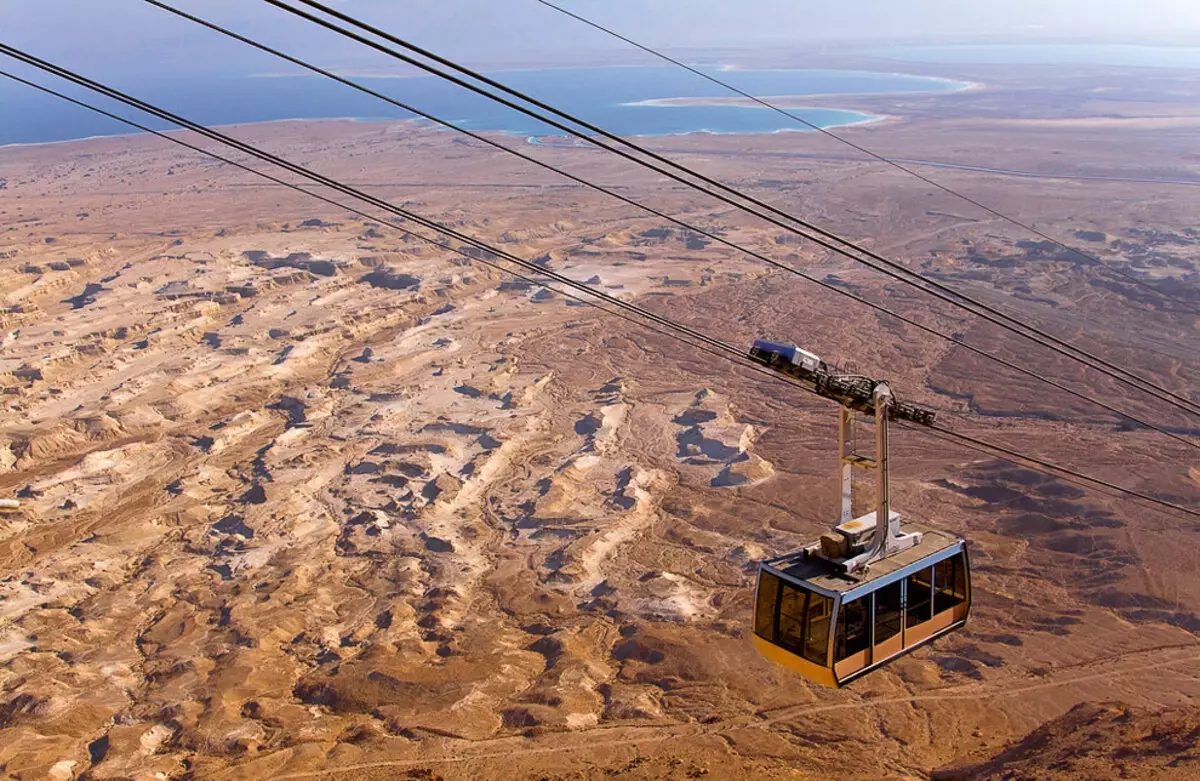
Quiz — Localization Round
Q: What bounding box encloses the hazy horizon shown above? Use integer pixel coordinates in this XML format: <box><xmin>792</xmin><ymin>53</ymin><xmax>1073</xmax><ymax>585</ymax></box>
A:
<box><xmin>3</xmin><ymin>0</ymin><xmax>1200</xmax><ymax>84</ymax></box>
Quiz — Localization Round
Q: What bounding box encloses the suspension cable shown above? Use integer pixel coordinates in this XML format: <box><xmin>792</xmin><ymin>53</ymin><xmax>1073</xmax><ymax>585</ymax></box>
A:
<box><xmin>531</xmin><ymin>0</ymin><xmax>1200</xmax><ymax>316</ymax></box>
<box><xmin>135</xmin><ymin>0</ymin><xmax>1198</xmax><ymax>452</ymax></box>
<box><xmin>3</xmin><ymin>50</ymin><xmax>1194</xmax><ymax>522</ymax></box>
<box><xmin>0</xmin><ymin>55</ymin><xmax>818</xmax><ymax>398</ymax></box>
<box><xmin>262</xmin><ymin>0</ymin><xmax>1200</xmax><ymax>417</ymax></box>
<box><xmin>913</xmin><ymin>423</ymin><xmax>1200</xmax><ymax>523</ymax></box>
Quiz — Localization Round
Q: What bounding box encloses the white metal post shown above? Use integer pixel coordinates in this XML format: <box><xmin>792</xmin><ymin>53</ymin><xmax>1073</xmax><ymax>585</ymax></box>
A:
<box><xmin>838</xmin><ymin>404</ymin><xmax>854</xmax><ymax>525</ymax></box>
<box><xmin>873</xmin><ymin>382</ymin><xmax>892</xmax><ymax>556</ymax></box>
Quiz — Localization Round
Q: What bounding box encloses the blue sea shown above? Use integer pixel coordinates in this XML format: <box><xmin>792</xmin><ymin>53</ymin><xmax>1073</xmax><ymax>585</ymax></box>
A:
<box><xmin>877</xmin><ymin>44</ymin><xmax>1200</xmax><ymax>70</ymax></box>
<box><xmin>0</xmin><ymin>65</ymin><xmax>969</xmax><ymax>146</ymax></box>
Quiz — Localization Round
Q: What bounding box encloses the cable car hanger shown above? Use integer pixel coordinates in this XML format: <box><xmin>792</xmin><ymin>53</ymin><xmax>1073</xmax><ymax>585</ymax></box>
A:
<box><xmin>749</xmin><ymin>339</ymin><xmax>971</xmax><ymax>686</ymax></box>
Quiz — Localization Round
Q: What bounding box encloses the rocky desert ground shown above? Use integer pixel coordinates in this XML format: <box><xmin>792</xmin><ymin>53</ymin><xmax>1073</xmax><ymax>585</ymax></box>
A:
<box><xmin>1</xmin><ymin>62</ymin><xmax>1199</xmax><ymax>780</ymax></box>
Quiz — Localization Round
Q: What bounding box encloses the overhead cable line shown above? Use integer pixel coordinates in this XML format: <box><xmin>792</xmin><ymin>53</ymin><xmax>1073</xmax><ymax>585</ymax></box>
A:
<box><xmin>0</xmin><ymin>74</ymin><xmax>617</xmax><ymax>322</ymax></box>
<box><xmin>260</xmin><ymin>0</ymin><xmax>1200</xmax><ymax>419</ymax></box>
<box><xmin>258</xmin><ymin>0</ymin><xmax>1200</xmax><ymax>422</ymax></box>
<box><xmin>3</xmin><ymin>48</ymin><xmax>1195</xmax><ymax>523</ymax></box>
<box><xmin>532</xmin><ymin>0</ymin><xmax>1200</xmax><ymax>316</ymax></box>
<box><xmin>912</xmin><ymin>423</ymin><xmax>1200</xmax><ymax>525</ymax></box>
<box><xmin>0</xmin><ymin>49</ymin><xmax>751</xmax><ymax>374</ymax></box>
<box><xmin>138</xmin><ymin>0</ymin><xmax>1199</xmax><ymax>453</ymax></box>
<box><xmin>0</xmin><ymin>52</ymin><xmax>844</xmax><ymax>410</ymax></box>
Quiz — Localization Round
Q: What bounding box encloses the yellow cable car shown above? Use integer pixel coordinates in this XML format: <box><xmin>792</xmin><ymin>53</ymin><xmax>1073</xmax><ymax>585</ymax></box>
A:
<box><xmin>753</xmin><ymin>521</ymin><xmax>971</xmax><ymax>687</ymax></box>
<box><xmin>748</xmin><ymin>339</ymin><xmax>972</xmax><ymax>687</ymax></box>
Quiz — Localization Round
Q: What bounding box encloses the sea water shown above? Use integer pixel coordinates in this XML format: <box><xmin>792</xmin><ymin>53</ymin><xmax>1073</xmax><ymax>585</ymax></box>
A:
<box><xmin>0</xmin><ymin>65</ymin><xmax>969</xmax><ymax>146</ymax></box>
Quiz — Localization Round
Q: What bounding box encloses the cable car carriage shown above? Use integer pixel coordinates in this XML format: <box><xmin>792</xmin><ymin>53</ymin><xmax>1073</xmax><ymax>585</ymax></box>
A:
<box><xmin>748</xmin><ymin>340</ymin><xmax>972</xmax><ymax>687</ymax></box>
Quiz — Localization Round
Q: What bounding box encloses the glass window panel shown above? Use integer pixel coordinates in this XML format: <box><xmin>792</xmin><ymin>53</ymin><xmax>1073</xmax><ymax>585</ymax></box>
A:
<box><xmin>754</xmin><ymin>572</ymin><xmax>781</xmax><ymax>639</ymax></box>
<box><xmin>836</xmin><ymin>596</ymin><xmax>871</xmax><ymax>661</ymax></box>
<box><xmin>874</xmin><ymin>579</ymin><xmax>903</xmax><ymax>644</ymax></box>
<box><xmin>767</xmin><ymin>581</ymin><xmax>835</xmax><ymax>666</ymax></box>
<box><xmin>803</xmin><ymin>591</ymin><xmax>832</xmax><ymax>665</ymax></box>
<box><xmin>934</xmin><ymin>555</ymin><xmax>967</xmax><ymax>614</ymax></box>
<box><xmin>778</xmin><ymin>583</ymin><xmax>807</xmax><ymax>653</ymax></box>
<box><xmin>906</xmin><ymin>567</ymin><xmax>934</xmax><ymax>628</ymax></box>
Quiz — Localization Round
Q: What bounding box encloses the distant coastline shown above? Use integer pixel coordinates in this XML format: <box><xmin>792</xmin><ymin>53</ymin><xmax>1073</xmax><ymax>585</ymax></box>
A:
<box><xmin>522</xmin><ymin>110</ymin><xmax>893</xmax><ymax>145</ymax></box>
<box><xmin>0</xmin><ymin>117</ymin><xmax>399</xmax><ymax>151</ymax></box>
<box><xmin>0</xmin><ymin>65</ymin><xmax>973</xmax><ymax>146</ymax></box>
<box><xmin>623</xmin><ymin>79</ymin><xmax>979</xmax><ymax>110</ymax></box>
<box><xmin>874</xmin><ymin>43</ymin><xmax>1200</xmax><ymax>70</ymax></box>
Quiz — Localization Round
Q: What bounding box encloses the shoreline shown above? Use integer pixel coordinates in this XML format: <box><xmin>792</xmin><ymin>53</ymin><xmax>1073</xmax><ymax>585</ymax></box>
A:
<box><xmin>713</xmin><ymin>63</ymin><xmax>977</xmax><ymax>88</ymax></box>
<box><xmin>872</xmin><ymin>43</ymin><xmax>1200</xmax><ymax>70</ymax></box>
<box><xmin>523</xmin><ymin>112</ymin><xmax>894</xmax><ymax>146</ymax></box>
<box><xmin>622</xmin><ymin>80</ymin><xmax>981</xmax><ymax>109</ymax></box>
<box><xmin>2</xmin><ymin>110</ymin><xmax>899</xmax><ymax>153</ymax></box>
<box><xmin>1</xmin><ymin>65</ymin><xmax>973</xmax><ymax>150</ymax></box>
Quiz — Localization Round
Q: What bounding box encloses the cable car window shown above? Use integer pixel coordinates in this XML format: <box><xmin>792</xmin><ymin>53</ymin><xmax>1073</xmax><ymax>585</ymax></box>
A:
<box><xmin>835</xmin><ymin>596</ymin><xmax>870</xmax><ymax>661</ymax></box>
<box><xmin>778</xmin><ymin>583</ymin><xmax>808</xmax><ymax>653</ymax></box>
<box><xmin>755</xmin><ymin>572</ymin><xmax>781</xmax><ymax>638</ymax></box>
<box><xmin>874</xmin><ymin>579</ymin><xmax>903</xmax><ymax>644</ymax></box>
<box><xmin>934</xmin><ymin>554</ymin><xmax>967</xmax><ymax>613</ymax></box>
<box><xmin>803</xmin><ymin>591</ymin><xmax>832</xmax><ymax>665</ymax></box>
<box><xmin>906</xmin><ymin>567</ymin><xmax>934</xmax><ymax>627</ymax></box>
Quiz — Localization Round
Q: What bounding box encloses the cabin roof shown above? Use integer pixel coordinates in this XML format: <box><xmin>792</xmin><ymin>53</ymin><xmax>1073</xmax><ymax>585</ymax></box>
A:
<box><xmin>765</xmin><ymin>522</ymin><xmax>964</xmax><ymax>596</ymax></box>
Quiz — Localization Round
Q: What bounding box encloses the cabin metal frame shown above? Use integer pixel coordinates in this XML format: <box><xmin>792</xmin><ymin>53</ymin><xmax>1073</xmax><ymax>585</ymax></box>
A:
<box><xmin>753</xmin><ymin>528</ymin><xmax>971</xmax><ymax>687</ymax></box>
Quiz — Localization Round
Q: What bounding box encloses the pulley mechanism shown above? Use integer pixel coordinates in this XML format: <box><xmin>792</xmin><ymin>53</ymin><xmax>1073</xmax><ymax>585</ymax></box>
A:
<box><xmin>749</xmin><ymin>339</ymin><xmax>937</xmax><ymax>573</ymax></box>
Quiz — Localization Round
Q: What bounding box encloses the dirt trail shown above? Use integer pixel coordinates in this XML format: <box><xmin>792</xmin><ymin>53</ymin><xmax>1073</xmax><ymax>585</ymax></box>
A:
<box><xmin>229</xmin><ymin>645</ymin><xmax>1200</xmax><ymax>780</ymax></box>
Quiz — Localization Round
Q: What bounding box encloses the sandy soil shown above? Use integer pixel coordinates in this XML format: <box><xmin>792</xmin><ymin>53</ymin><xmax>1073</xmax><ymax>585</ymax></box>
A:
<box><xmin>933</xmin><ymin>701</ymin><xmax>1200</xmax><ymax>780</ymax></box>
<box><xmin>0</xmin><ymin>60</ymin><xmax>1198</xmax><ymax>780</ymax></box>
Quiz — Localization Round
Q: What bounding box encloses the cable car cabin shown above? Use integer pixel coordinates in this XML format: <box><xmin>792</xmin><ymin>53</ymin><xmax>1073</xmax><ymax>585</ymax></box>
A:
<box><xmin>753</xmin><ymin>520</ymin><xmax>970</xmax><ymax>687</ymax></box>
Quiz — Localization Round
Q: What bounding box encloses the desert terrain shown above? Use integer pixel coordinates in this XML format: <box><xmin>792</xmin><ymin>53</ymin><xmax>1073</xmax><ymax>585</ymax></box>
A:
<box><xmin>1</xmin><ymin>59</ymin><xmax>1198</xmax><ymax>780</ymax></box>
